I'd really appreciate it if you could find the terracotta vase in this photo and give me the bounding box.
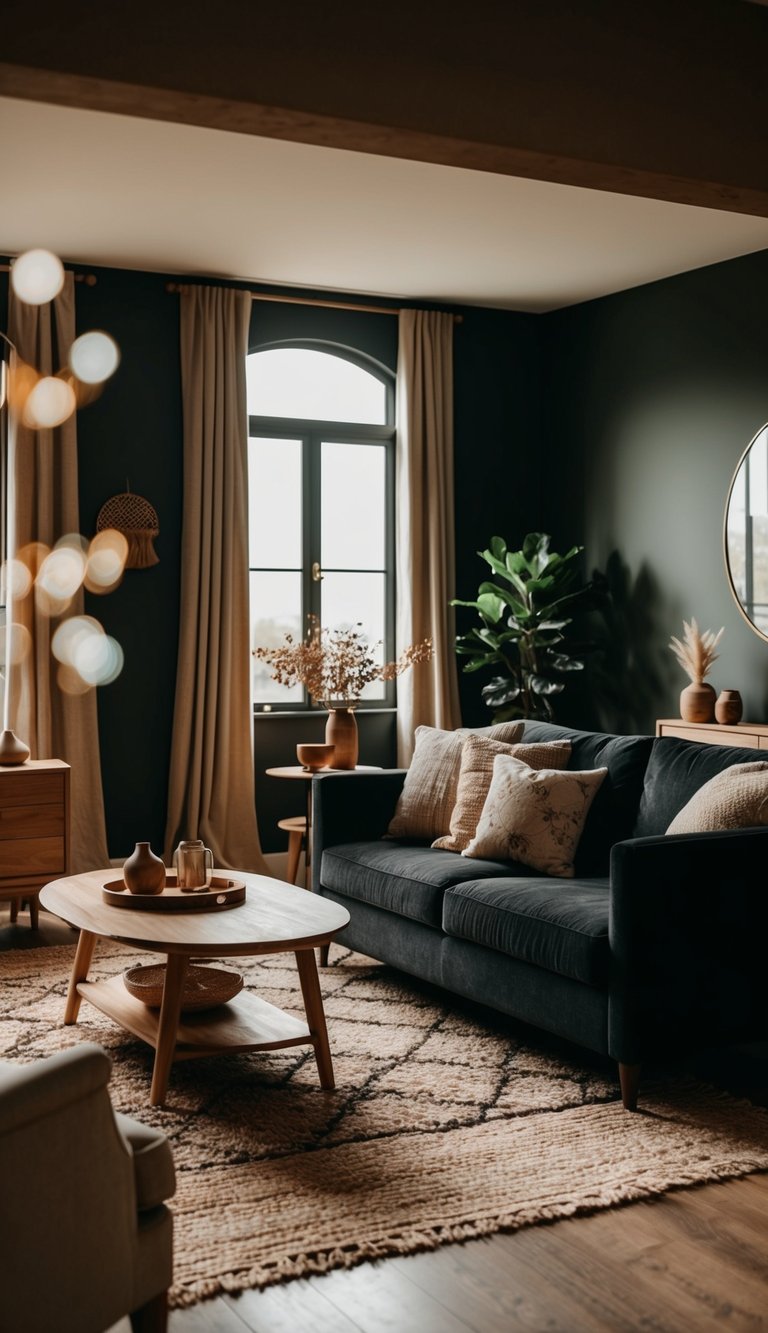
[679,681,716,724]
[325,706,359,769]
[715,689,743,726]
[123,841,166,895]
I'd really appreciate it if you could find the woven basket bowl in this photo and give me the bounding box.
[122,963,243,1011]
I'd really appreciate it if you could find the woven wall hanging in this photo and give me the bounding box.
[97,489,160,568]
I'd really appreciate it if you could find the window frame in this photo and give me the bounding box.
[247,339,396,713]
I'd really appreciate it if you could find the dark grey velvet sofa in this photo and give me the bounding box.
[312,721,768,1109]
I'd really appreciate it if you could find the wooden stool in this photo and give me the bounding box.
[278,816,307,886]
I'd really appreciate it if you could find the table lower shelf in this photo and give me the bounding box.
[77,975,312,1060]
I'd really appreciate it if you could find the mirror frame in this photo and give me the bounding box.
[724,419,768,645]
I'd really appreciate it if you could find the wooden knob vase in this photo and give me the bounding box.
[715,689,743,726]
[123,842,166,895]
[679,682,716,724]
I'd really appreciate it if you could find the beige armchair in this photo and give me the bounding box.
[0,1043,175,1333]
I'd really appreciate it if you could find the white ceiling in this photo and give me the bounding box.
[2,96,768,312]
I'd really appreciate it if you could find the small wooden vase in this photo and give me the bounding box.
[325,706,359,769]
[680,681,716,724]
[123,842,166,895]
[715,689,743,726]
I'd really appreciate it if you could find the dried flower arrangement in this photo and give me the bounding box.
[668,618,723,685]
[253,617,432,706]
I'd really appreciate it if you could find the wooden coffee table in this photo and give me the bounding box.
[40,869,350,1107]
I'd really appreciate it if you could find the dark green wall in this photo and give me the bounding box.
[542,248,768,734]
[3,263,539,855]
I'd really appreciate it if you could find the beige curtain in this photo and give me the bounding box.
[395,309,462,765]
[164,286,268,872]
[8,275,110,870]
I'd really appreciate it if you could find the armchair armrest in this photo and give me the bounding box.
[608,827,768,1063]
[0,1041,114,1135]
[311,769,406,891]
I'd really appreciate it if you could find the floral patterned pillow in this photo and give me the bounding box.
[463,753,608,878]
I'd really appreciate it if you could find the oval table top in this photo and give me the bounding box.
[40,868,350,957]
[266,765,382,780]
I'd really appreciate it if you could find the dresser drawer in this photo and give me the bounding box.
[0,837,66,878]
[0,772,66,807]
[0,804,65,840]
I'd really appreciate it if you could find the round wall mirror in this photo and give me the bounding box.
[725,421,768,642]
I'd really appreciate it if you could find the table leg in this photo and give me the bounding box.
[304,781,312,890]
[294,946,334,1089]
[64,930,97,1023]
[150,953,189,1107]
[29,894,39,930]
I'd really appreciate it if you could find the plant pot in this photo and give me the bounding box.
[123,842,166,895]
[715,689,743,726]
[325,706,358,769]
[679,681,716,724]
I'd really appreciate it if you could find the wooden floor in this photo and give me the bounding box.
[5,910,767,1333]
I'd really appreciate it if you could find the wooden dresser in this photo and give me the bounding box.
[656,719,768,750]
[0,760,70,928]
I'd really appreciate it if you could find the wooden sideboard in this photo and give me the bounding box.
[656,719,768,750]
[0,760,70,928]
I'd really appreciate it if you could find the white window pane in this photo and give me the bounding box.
[321,442,386,571]
[322,572,386,700]
[247,349,386,424]
[251,572,303,704]
[249,437,302,569]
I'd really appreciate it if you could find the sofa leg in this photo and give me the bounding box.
[318,943,330,967]
[618,1062,642,1111]
[130,1291,168,1333]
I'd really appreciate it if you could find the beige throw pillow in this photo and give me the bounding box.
[463,753,607,878]
[666,761,768,834]
[387,722,525,841]
[432,733,572,852]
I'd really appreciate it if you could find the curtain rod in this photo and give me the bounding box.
[0,263,97,286]
[165,282,462,323]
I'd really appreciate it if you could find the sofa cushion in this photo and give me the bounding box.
[463,755,608,877]
[320,841,520,928]
[443,876,610,986]
[519,721,654,873]
[633,736,766,837]
[386,722,524,841]
[666,761,768,834]
[432,734,572,853]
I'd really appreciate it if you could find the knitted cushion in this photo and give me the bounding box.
[387,722,524,841]
[666,761,768,834]
[432,734,572,852]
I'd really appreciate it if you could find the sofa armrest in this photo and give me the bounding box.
[608,826,768,1062]
[311,769,407,890]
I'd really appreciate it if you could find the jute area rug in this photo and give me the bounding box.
[2,940,767,1309]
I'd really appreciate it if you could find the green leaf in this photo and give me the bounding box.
[481,678,522,707]
[522,532,550,564]
[489,536,508,562]
[544,651,585,671]
[530,675,565,695]
[476,592,505,622]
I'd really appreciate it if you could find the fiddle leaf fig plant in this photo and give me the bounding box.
[453,533,598,721]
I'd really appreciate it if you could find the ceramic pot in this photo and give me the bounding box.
[123,842,166,895]
[715,689,743,726]
[325,706,358,769]
[679,681,716,724]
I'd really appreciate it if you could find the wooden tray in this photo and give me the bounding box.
[102,873,246,912]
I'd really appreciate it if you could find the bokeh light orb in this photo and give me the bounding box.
[0,623,32,668]
[38,543,87,603]
[69,331,120,385]
[23,376,76,429]
[11,250,65,306]
[51,615,104,667]
[85,529,128,593]
[1,558,34,603]
[57,664,92,696]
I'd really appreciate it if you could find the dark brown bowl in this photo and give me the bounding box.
[296,743,335,771]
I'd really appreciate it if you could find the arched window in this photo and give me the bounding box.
[247,342,395,709]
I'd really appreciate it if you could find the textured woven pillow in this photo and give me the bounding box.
[432,733,572,852]
[387,722,524,841]
[463,753,607,877]
[666,760,768,834]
